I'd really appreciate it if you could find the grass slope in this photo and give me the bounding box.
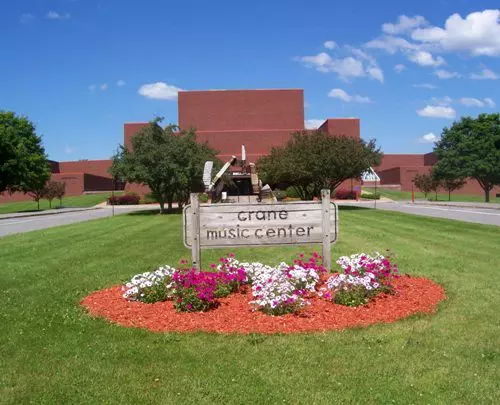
[1,208,499,404]
[363,187,500,203]
[0,192,123,215]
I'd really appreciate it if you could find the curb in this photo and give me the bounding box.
[0,207,101,221]
[403,201,500,211]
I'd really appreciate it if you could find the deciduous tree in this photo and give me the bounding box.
[258,131,382,200]
[413,173,440,200]
[0,111,51,194]
[433,114,500,202]
[110,119,219,213]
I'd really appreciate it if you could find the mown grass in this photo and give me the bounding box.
[0,192,124,214]
[0,208,499,404]
[363,187,499,203]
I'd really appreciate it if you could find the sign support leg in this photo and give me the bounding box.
[190,193,201,270]
[321,189,331,271]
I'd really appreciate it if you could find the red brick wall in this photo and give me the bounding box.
[124,123,149,150]
[376,155,425,172]
[319,119,360,140]
[58,160,113,179]
[379,167,402,185]
[83,174,115,191]
[51,173,85,195]
[178,89,304,132]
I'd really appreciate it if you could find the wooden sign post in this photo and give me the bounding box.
[184,190,338,270]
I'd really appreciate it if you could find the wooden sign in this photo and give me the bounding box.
[183,190,338,270]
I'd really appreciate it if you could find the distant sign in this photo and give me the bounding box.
[361,167,380,182]
[183,190,338,270]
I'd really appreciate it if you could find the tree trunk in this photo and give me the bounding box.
[485,189,490,203]
[435,190,438,201]
[37,200,40,211]
[49,200,52,209]
[448,190,451,201]
[158,200,165,214]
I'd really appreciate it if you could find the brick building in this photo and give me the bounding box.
[1,88,497,203]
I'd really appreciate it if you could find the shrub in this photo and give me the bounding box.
[273,189,287,201]
[334,189,357,200]
[285,186,302,199]
[199,193,209,203]
[361,192,380,200]
[108,194,140,205]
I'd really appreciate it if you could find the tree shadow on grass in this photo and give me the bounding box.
[126,208,183,216]
[338,206,370,211]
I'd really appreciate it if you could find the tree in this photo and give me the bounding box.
[52,181,66,207]
[110,119,219,214]
[0,111,51,194]
[28,185,46,211]
[44,181,65,208]
[432,166,466,201]
[257,131,382,200]
[433,114,500,202]
[413,173,439,199]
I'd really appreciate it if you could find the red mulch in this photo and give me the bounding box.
[80,276,445,334]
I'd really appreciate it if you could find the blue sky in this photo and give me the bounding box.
[1,0,499,161]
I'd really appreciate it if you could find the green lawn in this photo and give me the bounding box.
[1,209,499,404]
[0,192,123,215]
[363,187,499,203]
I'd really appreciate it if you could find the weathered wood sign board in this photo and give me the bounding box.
[183,190,338,270]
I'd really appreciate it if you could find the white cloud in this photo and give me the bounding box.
[116,80,126,87]
[367,66,384,82]
[413,83,437,89]
[394,64,406,73]
[417,105,456,119]
[304,119,325,129]
[459,97,496,108]
[382,15,428,35]
[46,11,70,20]
[434,69,461,79]
[324,40,337,49]
[328,88,372,103]
[365,35,421,54]
[469,68,499,80]
[20,13,35,24]
[138,82,184,100]
[484,98,496,107]
[64,146,75,154]
[411,9,500,56]
[297,50,383,82]
[100,84,108,91]
[408,51,445,67]
[430,96,453,106]
[419,132,439,143]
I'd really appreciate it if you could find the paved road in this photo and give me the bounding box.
[1,200,499,239]
[342,201,500,227]
[0,206,158,238]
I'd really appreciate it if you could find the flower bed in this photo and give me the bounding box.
[81,252,445,334]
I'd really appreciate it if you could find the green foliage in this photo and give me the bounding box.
[273,189,287,201]
[285,186,302,198]
[412,173,439,199]
[434,113,500,202]
[0,111,51,194]
[258,131,381,200]
[198,193,209,203]
[333,285,374,307]
[361,192,380,200]
[44,181,66,208]
[110,119,220,213]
